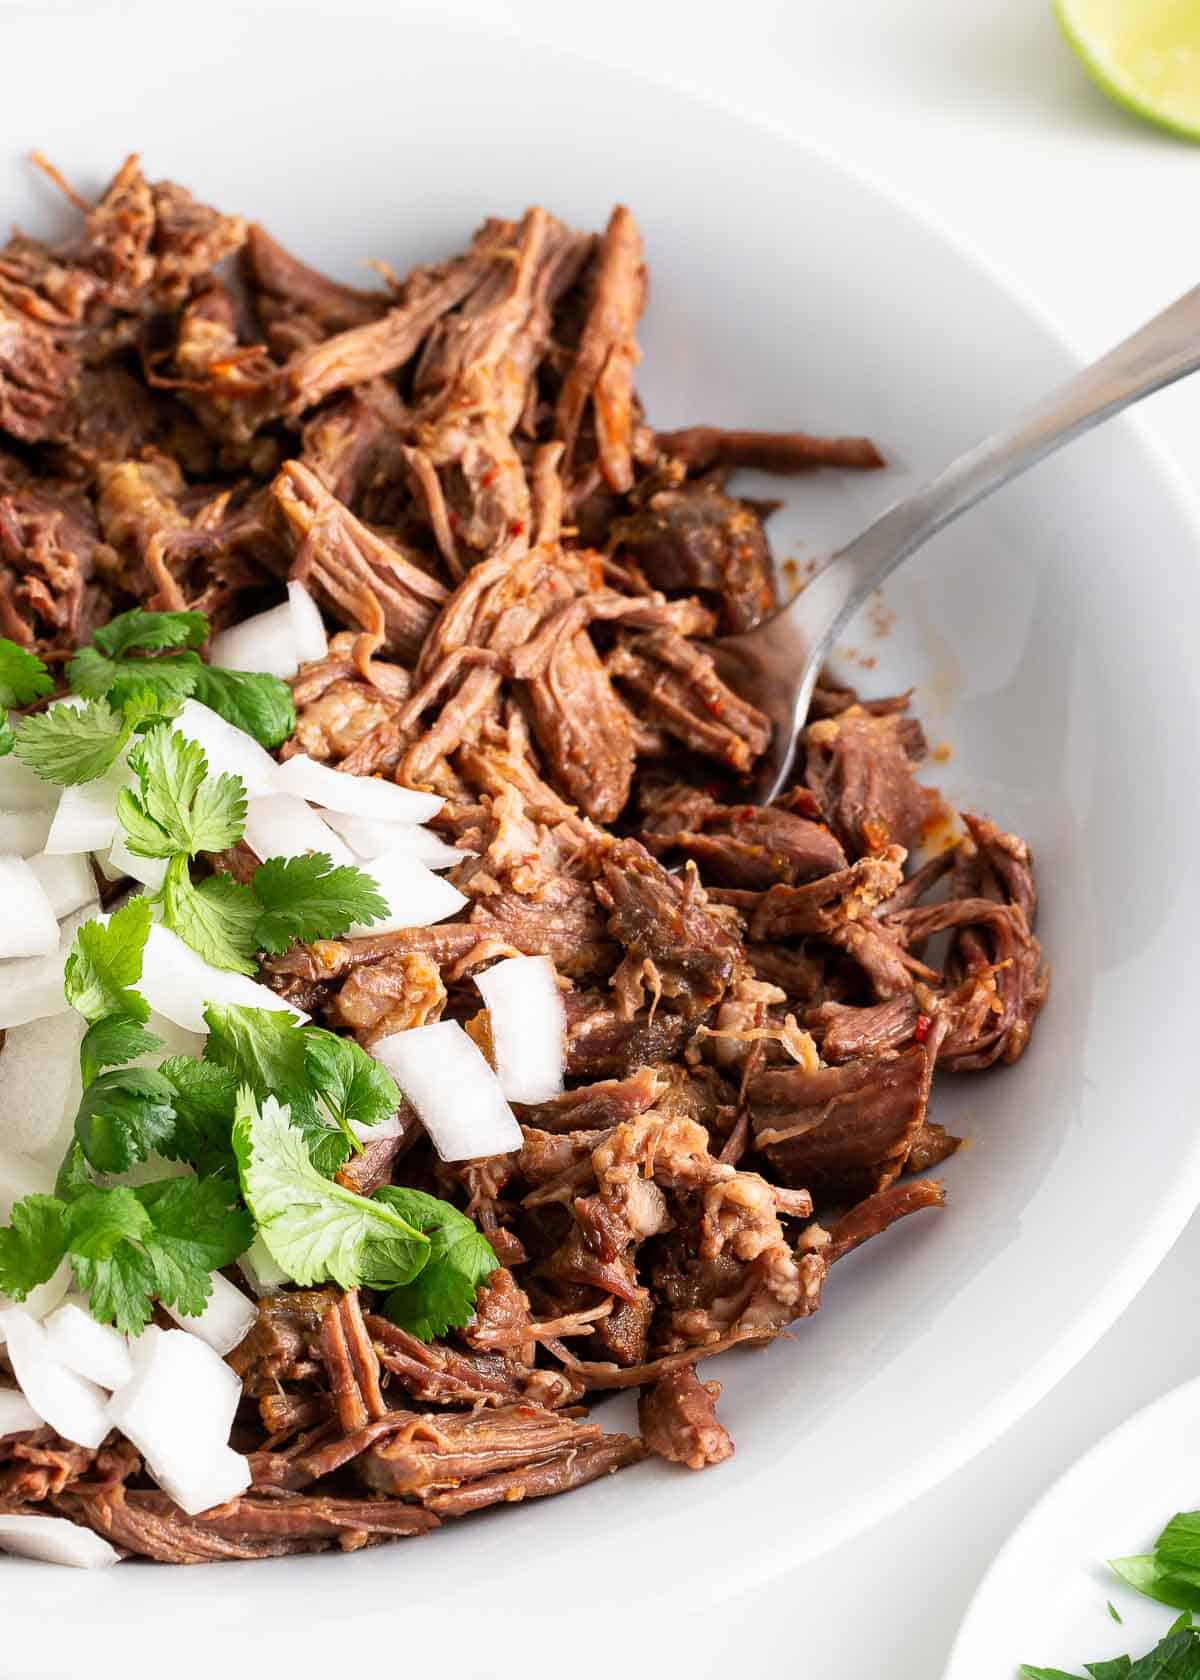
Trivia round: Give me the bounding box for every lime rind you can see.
[1053,0,1200,143]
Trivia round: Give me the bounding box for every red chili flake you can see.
[481,468,498,488]
[509,519,525,538]
[914,1014,933,1044]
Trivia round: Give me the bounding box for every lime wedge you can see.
[1053,0,1200,141]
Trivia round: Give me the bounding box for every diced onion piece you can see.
[44,1300,133,1391]
[238,1234,290,1297]
[273,754,442,823]
[107,1327,249,1514]
[475,955,566,1103]
[0,1309,110,1449]
[351,852,467,936]
[209,600,298,680]
[242,793,354,868]
[0,1147,55,1221]
[0,1513,121,1569]
[0,807,54,855]
[0,1012,84,1161]
[318,809,465,869]
[165,1272,256,1357]
[349,1108,408,1144]
[0,757,58,813]
[0,903,98,1030]
[371,1019,521,1162]
[0,1389,43,1434]
[173,699,278,796]
[44,771,125,855]
[288,581,328,665]
[0,1264,72,1327]
[26,851,96,918]
[140,923,309,1035]
[0,856,59,957]
[105,830,167,891]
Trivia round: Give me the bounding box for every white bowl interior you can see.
[4,7,1200,1669]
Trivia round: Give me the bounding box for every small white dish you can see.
[945,1376,1200,1679]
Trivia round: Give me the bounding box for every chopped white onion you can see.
[0,856,59,957]
[0,1012,84,1161]
[173,699,278,796]
[0,1388,43,1435]
[350,852,467,935]
[0,1147,55,1221]
[0,757,58,813]
[0,1308,110,1449]
[0,1513,121,1569]
[349,1108,408,1144]
[371,1019,522,1162]
[238,1234,290,1297]
[43,1300,132,1391]
[209,600,298,680]
[26,851,96,918]
[140,923,308,1034]
[288,581,328,665]
[242,793,354,868]
[475,955,566,1104]
[44,770,126,855]
[107,1326,249,1514]
[166,1272,257,1357]
[319,809,465,869]
[0,1265,72,1328]
[273,754,443,823]
[105,829,167,891]
[0,807,54,856]
[0,902,97,1030]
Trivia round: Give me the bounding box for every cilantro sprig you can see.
[1110,1512,1200,1615]
[377,1188,499,1341]
[233,1088,430,1291]
[13,689,181,786]
[0,1164,252,1335]
[68,607,294,749]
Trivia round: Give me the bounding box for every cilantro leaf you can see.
[1110,1556,1200,1613]
[203,1005,400,1175]
[0,638,53,709]
[74,1067,177,1175]
[191,665,294,750]
[80,1015,164,1087]
[156,857,260,975]
[92,608,210,659]
[377,1187,497,1341]
[1020,1666,1088,1679]
[233,1088,429,1290]
[253,853,388,955]
[134,1177,252,1318]
[157,1057,240,1178]
[54,1141,93,1203]
[13,697,128,786]
[63,898,151,1026]
[65,1185,152,1257]
[102,654,206,713]
[0,1196,69,1299]
[122,727,246,857]
[303,1028,401,1149]
[0,710,15,757]
[1157,1514,1200,1577]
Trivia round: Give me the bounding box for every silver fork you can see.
[715,283,1200,805]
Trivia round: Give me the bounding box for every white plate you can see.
[945,1377,1200,1678]
[5,5,1200,1671]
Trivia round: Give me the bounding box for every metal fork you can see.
[714,283,1200,805]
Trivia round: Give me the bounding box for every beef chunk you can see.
[614,481,776,632]
[639,1366,734,1470]
[804,704,934,854]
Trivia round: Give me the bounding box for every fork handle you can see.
[809,281,1200,635]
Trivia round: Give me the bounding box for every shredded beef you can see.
[0,159,1047,1563]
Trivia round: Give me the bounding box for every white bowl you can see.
[5,8,1200,1672]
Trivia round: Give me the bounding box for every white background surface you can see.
[2,2,1196,1672]
[433,2,1199,1675]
